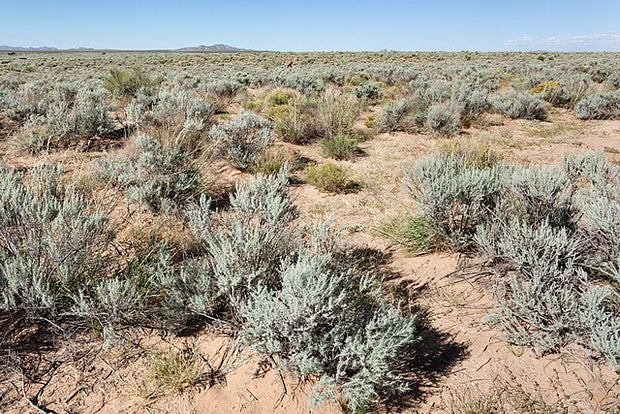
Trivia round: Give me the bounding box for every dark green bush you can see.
[320,134,360,160]
[104,67,159,99]
[303,163,360,193]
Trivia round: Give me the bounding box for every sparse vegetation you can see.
[2,50,620,414]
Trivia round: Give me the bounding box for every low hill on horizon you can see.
[0,43,256,52]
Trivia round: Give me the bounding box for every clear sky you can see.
[1,0,620,51]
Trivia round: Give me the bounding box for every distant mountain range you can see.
[0,45,95,51]
[0,44,256,52]
[176,44,253,52]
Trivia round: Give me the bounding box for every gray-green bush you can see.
[425,104,460,136]
[492,92,547,120]
[377,100,413,132]
[40,83,113,147]
[405,151,620,368]
[575,90,620,120]
[98,134,202,211]
[153,171,420,410]
[353,83,382,101]
[209,111,274,170]
[0,163,112,318]
[404,153,504,251]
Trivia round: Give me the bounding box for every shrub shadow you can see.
[347,247,470,410]
[383,325,469,411]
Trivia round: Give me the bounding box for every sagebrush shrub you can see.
[377,100,413,132]
[529,80,586,108]
[152,88,216,130]
[563,150,620,186]
[469,151,620,367]
[492,92,547,120]
[10,122,50,154]
[98,135,202,211]
[240,249,418,412]
[44,84,113,146]
[206,80,244,99]
[451,84,489,126]
[209,111,274,170]
[478,219,619,365]
[425,104,460,136]
[575,90,620,120]
[268,69,325,95]
[403,150,620,366]
[507,166,577,228]
[408,78,451,113]
[0,163,112,318]
[207,80,245,112]
[153,171,420,409]
[1,79,51,121]
[353,83,382,101]
[404,153,504,251]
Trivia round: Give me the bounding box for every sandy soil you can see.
[2,110,620,413]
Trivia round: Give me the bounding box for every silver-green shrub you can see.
[240,249,418,412]
[72,277,142,340]
[152,88,216,129]
[45,83,113,144]
[353,83,382,101]
[507,166,576,228]
[406,150,620,367]
[0,163,112,318]
[206,80,244,98]
[376,100,412,132]
[425,104,460,136]
[563,150,620,186]
[575,90,620,120]
[478,219,619,366]
[98,135,202,211]
[209,111,274,170]
[404,153,504,251]
[492,92,547,120]
[451,84,489,126]
[152,171,420,410]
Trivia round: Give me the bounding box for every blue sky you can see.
[1,0,620,51]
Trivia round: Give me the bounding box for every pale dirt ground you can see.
[2,109,620,413]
